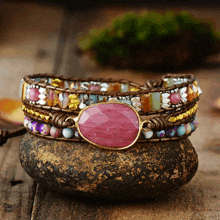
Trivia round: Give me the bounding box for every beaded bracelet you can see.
[22,73,198,150]
[20,73,202,115]
[24,116,198,143]
[0,73,202,149]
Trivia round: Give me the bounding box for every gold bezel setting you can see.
[72,101,145,150]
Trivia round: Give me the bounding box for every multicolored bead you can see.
[31,121,40,133]
[184,123,192,135]
[166,128,176,137]
[24,117,31,128]
[47,90,58,106]
[156,130,165,138]
[39,124,50,136]
[62,128,74,139]
[50,126,61,138]
[58,92,69,108]
[192,118,198,129]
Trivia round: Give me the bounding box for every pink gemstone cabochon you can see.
[78,103,140,148]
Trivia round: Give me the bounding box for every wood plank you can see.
[0,135,36,220]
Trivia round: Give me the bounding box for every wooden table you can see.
[0,3,220,220]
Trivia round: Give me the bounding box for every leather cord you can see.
[0,127,26,147]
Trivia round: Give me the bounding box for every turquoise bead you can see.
[62,128,74,139]
[156,130,165,138]
[177,125,186,136]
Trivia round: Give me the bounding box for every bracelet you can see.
[24,115,198,143]
[19,73,202,115]
[19,73,201,150]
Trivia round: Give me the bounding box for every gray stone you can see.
[19,133,198,201]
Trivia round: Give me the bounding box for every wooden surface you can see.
[0,3,220,220]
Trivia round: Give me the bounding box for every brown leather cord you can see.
[0,127,26,147]
[23,73,195,95]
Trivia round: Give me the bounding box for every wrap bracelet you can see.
[20,73,202,115]
[0,73,201,150]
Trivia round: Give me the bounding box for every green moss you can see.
[78,11,220,66]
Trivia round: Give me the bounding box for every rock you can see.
[19,133,198,201]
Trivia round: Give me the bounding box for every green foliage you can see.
[78,11,220,65]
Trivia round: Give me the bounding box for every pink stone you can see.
[29,88,40,101]
[169,93,181,105]
[78,103,140,148]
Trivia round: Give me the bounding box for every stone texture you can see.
[19,133,198,201]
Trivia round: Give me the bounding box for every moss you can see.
[78,11,220,67]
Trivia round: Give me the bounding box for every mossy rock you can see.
[78,11,220,70]
[19,133,198,201]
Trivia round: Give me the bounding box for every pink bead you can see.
[78,103,139,148]
[29,88,40,101]
[169,93,181,105]
[50,126,61,138]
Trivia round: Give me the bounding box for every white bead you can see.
[38,100,46,105]
[79,103,86,109]
[39,87,46,93]
[39,94,46,99]
[162,104,170,109]
[179,87,187,94]
[162,93,170,98]
[142,130,153,139]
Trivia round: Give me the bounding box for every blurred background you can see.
[0,1,220,218]
[1,0,220,99]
